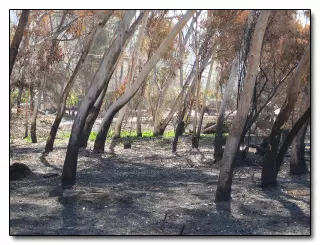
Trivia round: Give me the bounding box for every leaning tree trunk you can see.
[275,106,310,174]
[45,11,114,153]
[153,75,172,136]
[290,82,310,175]
[156,22,196,136]
[79,84,109,147]
[30,73,47,143]
[172,52,210,153]
[10,10,30,78]
[114,11,149,139]
[214,58,238,158]
[93,10,196,153]
[261,44,310,188]
[290,119,309,175]
[215,10,270,202]
[276,80,310,175]
[136,81,148,137]
[195,51,215,145]
[62,11,139,187]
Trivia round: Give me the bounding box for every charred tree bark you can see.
[79,84,108,148]
[215,11,270,202]
[10,10,30,78]
[290,119,309,175]
[276,107,310,174]
[261,44,310,188]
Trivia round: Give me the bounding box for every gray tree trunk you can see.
[114,11,149,138]
[93,10,196,153]
[195,52,215,144]
[214,58,238,158]
[215,10,270,202]
[30,73,47,143]
[62,11,137,187]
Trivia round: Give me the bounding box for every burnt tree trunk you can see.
[261,44,310,188]
[290,119,309,175]
[79,84,108,147]
[215,11,270,202]
[276,81,310,174]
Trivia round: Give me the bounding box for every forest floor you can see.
[9,113,311,235]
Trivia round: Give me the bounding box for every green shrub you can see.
[23,136,32,143]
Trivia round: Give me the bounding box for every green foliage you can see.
[58,131,71,139]
[163,130,175,138]
[68,92,80,107]
[89,131,97,141]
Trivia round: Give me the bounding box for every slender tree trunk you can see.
[172,52,210,152]
[114,11,149,139]
[136,82,147,137]
[179,32,184,89]
[215,11,270,202]
[153,76,171,136]
[30,73,47,143]
[79,83,108,148]
[62,11,140,187]
[30,88,35,110]
[17,85,23,113]
[195,52,215,144]
[261,44,310,188]
[172,77,197,152]
[10,10,30,78]
[214,58,239,158]
[192,20,200,148]
[93,11,196,153]
[45,11,114,152]
[136,106,143,137]
[276,107,310,174]
[23,84,30,138]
